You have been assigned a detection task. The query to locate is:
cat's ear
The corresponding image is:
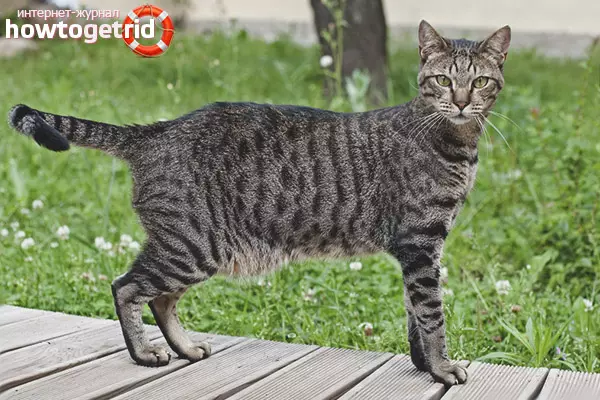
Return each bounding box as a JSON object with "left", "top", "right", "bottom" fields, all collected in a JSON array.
[
  {"left": 418, "top": 20, "right": 449, "bottom": 62},
  {"left": 479, "top": 25, "right": 511, "bottom": 65}
]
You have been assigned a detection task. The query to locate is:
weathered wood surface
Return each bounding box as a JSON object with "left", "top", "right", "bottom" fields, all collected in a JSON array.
[
  {"left": 442, "top": 361, "right": 548, "bottom": 400},
  {"left": 537, "top": 368, "right": 600, "bottom": 400},
  {"left": 1, "top": 305, "right": 600, "bottom": 399},
  {"left": 338, "top": 355, "right": 449, "bottom": 400},
  {"left": 1, "top": 333, "right": 245, "bottom": 400},
  {"left": 0, "top": 305, "right": 45, "bottom": 326},
  {"left": 0, "top": 312, "right": 110, "bottom": 354},
  {"left": 228, "top": 347, "right": 393, "bottom": 400},
  {"left": 0, "top": 322, "right": 161, "bottom": 392},
  {"left": 114, "top": 340, "right": 318, "bottom": 399}
]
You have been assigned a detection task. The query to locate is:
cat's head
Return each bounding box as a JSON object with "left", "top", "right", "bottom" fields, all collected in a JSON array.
[{"left": 417, "top": 20, "right": 511, "bottom": 125}]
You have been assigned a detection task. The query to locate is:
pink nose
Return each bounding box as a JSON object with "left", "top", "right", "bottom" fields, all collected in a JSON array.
[{"left": 455, "top": 102, "right": 468, "bottom": 111}]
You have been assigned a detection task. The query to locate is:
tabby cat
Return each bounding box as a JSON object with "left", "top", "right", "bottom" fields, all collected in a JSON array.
[{"left": 8, "top": 20, "right": 510, "bottom": 386}]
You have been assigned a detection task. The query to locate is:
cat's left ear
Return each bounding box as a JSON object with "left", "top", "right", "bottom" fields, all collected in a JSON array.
[{"left": 479, "top": 25, "right": 511, "bottom": 65}]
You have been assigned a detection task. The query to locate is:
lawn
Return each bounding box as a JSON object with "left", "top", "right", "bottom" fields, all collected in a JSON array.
[{"left": 1, "top": 31, "right": 599, "bottom": 372}]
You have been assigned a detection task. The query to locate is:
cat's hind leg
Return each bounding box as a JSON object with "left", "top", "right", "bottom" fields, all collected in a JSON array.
[
  {"left": 149, "top": 288, "right": 211, "bottom": 362},
  {"left": 111, "top": 254, "right": 171, "bottom": 367}
]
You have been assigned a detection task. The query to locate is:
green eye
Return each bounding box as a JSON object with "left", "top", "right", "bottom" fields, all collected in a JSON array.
[
  {"left": 436, "top": 75, "right": 451, "bottom": 87},
  {"left": 473, "top": 77, "right": 489, "bottom": 88}
]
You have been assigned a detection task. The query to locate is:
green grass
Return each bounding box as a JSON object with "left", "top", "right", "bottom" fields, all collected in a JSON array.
[{"left": 1, "top": 32, "right": 599, "bottom": 371}]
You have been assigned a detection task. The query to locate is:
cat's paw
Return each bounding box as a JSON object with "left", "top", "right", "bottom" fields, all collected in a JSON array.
[
  {"left": 178, "top": 341, "right": 212, "bottom": 362},
  {"left": 430, "top": 360, "right": 468, "bottom": 386},
  {"left": 134, "top": 345, "right": 171, "bottom": 367}
]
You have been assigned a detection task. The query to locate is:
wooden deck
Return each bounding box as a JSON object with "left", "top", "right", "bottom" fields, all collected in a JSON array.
[{"left": 1, "top": 305, "right": 599, "bottom": 400}]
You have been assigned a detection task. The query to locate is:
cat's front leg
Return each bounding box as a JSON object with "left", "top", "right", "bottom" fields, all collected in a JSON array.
[{"left": 390, "top": 233, "right": 467, "bottom": 386}]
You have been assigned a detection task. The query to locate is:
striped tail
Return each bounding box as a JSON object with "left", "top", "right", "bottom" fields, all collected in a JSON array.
[{"left": 8, "top": 104, "right": 135, "bottom": 157}]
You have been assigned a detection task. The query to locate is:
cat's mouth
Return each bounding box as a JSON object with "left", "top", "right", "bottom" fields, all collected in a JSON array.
[{"left": 447, "top": 114, "right": 472, "bottom": 125}]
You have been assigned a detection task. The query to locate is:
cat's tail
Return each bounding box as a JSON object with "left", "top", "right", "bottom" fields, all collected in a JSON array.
[{"left": 8, "top": 104, "right": 140, "bottom": 158}]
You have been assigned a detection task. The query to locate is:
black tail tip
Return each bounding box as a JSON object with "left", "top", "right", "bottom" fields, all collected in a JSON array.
[
  {"left": 8, "top": 104, "right": 33, "bottom": 129},
  {"left": 8, "top": 104, "right": 70, "bottom": 152}
]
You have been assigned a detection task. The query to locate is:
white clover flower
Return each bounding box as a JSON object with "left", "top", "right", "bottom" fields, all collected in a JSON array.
[
  {"left": 10, "top": 222, "right": 19, "bottom": 231},
  {"left": 0, "top": 228, "right": 8, "bottom": 237},
  {"left": 32, "top": 199, "right": 44, "bottom": 209},
  {"left": 166, "top": 83, "right": 174, "bottom": 90},
  {"left": 20, "top": 208, "right": 30, "bottom": 215},
  {"left": 80, "top": 271, "right": 96, "bottom": 282},
  {"left": 24, "top": 256, "right": 33, "bottom": 262},
  {"left": 257, "top": 278, "right": 272, "bottom": 287},
  {"left": 94, "top": 237, "right": 113, "bottom": 251},
  {"left": 94, "top": 237, "right": 105, "bottom": 248},
  {"left": 358, "top": 322, "right": 374, "bottom": 336},
  {"left": 56, "top": 225, "right": 70, "bottom": 240},
  {"left": 15, "top": 230, "right": 26, "bottom": 239},
  {"left": 440, "top": 267, "right": 449, "bottom": 282},
  {"left": 526, "top": 264, "right": 532, "bottom": 270},
  {"left": 583, "top": 298, "right": 593, "bottom": 312},
  {"left": 320, "top": 55, "right": 333, "bottom": 68},
  {"left": 50, "top": 242, "right": 59, "bottom": 248},
  {"left": 302, "top": 288, "right": 316, "bottom": 302},
  {"left": 128, "top": 241, "right": 141, "bottom": 252},
  {"left": 349, "top": 261, "right": 363, "bottom": 271},
  {"left": 495, "top": 280, "right": 512, "bottom": 296},
  {"left": 442, "top": 287, "right": 454, "bottom": 297},
  {"left": 509, "top": 169, "right": 523, "bottom": 180},
  {"left": 119, "top": 234, "right": 133, "bottom": 246},
  {"left": 21, "top": 237, "right": 35, "bottom": 250}
]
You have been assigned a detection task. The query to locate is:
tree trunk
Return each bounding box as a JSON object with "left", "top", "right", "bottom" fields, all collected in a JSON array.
[{"left": 310, "top": 0, "right": 388, "bottom": 105}]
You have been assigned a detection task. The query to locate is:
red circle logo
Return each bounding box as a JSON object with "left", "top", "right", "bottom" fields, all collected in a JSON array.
[{"left": 122, "top": 5, "right": 174, "bottom": 57}]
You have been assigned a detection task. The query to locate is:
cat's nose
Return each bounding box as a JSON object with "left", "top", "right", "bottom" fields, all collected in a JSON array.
[{"left": 454, "top": 101, "right": 469, "bottom": 111}]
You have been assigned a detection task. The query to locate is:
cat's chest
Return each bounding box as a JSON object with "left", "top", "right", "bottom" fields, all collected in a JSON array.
[
  {"left": 403, "top": 155, "right": 477, "bottom": 202},
  {"left": 436, "top": 160, "right": 478, "bottom": 201}
]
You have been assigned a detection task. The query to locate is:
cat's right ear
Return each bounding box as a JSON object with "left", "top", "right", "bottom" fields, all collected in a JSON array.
[{"left": 418, "top": 20, "right": 449, "bottom": 62}]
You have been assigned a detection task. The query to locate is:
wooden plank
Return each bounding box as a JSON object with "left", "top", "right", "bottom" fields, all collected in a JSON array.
[
  {"left": 441, "top": 361, "right": 548, "bottom": 400},
  {"left": 0, "top": 312, "right": 111, "bottom": 354},
  {"left": 0, "top": 332, "right": 247, "bottom": 400},
  {"left": 112, "top": 340, "right": 319, "bottom": 400},
  {"left": 0, "top": 305, "right": 45, "bottom": 327},
  {"left": 0, "top": 321, "right": 162, "bottom": 392},
  {"left": 227, "top": 346, "right": 394, "bottom": 400},
  {"left": 537, "top": 368, "right": 600, "bottom": 400},
  {"left": 338, "top": 355, "right": 450, "bottom": 400}
]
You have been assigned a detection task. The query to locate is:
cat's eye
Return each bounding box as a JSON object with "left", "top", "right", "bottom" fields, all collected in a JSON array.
[
  {"left": 435, "top": 75, "right": 451, "bottom": 87},
  {"left": 473, "top": 77, "right": 489, "bottom": 89}
]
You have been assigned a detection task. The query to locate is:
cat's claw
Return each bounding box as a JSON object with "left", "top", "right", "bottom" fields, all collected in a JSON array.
[
  {"left": 179, "top": 341, "right": 212, "bottom": 362},
  {"left": 135, "top": 345, "right": 171, "bottom": 367},
  {"left": 430, "top": 360, "right": 468, "bottom": 386}
]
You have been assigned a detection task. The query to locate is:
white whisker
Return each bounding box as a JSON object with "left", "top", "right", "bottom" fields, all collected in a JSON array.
[
  {"left": 411, "top": 113, "right": 443, "bottom": 146},
  {"left": 479, "top": 113, "right": 513, "bottom": 152},
  {"left": 488, "top": 110, "right": 523, "bottom": 132},
  {"left": 475, "top": 116, "right": 490, "bottom": 157}
]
